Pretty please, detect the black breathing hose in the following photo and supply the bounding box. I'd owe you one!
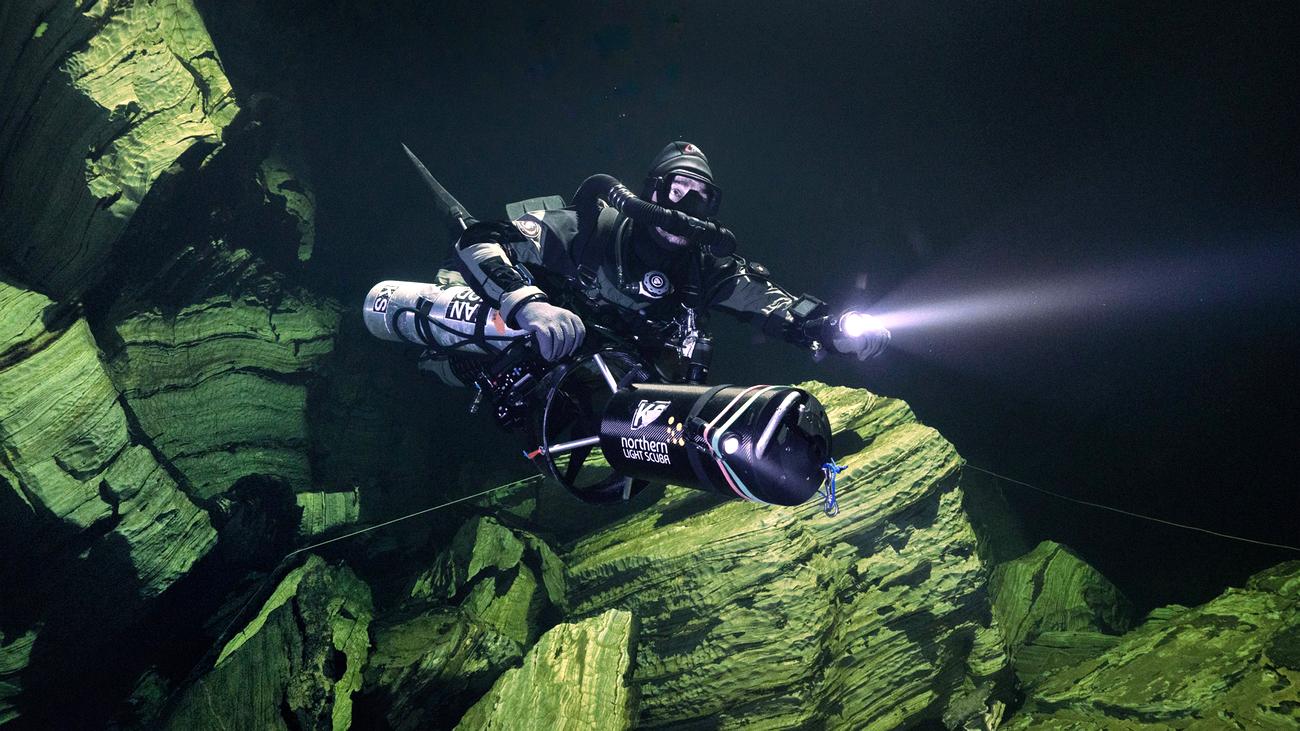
[572,174,737,256]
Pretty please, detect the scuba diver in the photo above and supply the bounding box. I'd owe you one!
[364,141,889,505]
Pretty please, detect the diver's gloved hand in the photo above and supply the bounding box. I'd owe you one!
[827,312,891,360]
[515,301,586,361]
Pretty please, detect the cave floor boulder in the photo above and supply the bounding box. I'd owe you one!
[1004,560,1300,729]
[160,554,373,730]
[550,381,1015,730]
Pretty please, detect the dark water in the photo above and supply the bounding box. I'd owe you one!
[197,0,1300,610]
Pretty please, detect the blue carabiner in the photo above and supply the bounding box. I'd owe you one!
[820,459,844,517]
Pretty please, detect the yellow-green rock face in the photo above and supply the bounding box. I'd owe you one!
[989,540,1136,681]
[105,285,340,499]
[558,382,1013,730]
[363,517,570,729]
[163,555,373,731]
[455,609,638,731]
[0,276,217,723]
[1004,560,1300,730]
[0,277,216,593]
[0,0,237,299]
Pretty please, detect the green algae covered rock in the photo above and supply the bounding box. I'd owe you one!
[363,607,523,731]
[0,630,36,725]
[990,540,1135,681]
[105,272,340,500]
[162,555,373,731]
[1005,560,1300,729]
[558,382,1013,730]
[455,609,638,731]
[0,276,217,723]
[362,517,569,729]
[0,0,238,300]
[991,541,1135,648]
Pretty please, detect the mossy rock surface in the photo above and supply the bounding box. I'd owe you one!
[162,555,373,730]
[454,609,638,731]
[1005,560,1300,729]
[555,381,1014,730]
[361,517,568,729]
[105,280,340,500]
[0,276,217,724]
[989,539,1136,682]
[0,0,237,300]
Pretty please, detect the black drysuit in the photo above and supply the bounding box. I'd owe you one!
[435,207,807,347]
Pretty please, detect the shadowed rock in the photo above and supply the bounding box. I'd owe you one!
[454,609,638,731]
[161,555,373,730]
[1005,560,1300,729]
[0,0,238,300]
[989,540,1135,681]
[361,517,568,730]
[0,276,217,724]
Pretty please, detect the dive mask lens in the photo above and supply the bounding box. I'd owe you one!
[659,173,721,218]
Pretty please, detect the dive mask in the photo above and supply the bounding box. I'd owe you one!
[649,171,722,219]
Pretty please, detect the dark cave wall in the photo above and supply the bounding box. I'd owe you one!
[0,0,238,301]
[2,2,1298,729]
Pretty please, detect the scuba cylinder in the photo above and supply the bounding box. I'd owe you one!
[363,280,529,356]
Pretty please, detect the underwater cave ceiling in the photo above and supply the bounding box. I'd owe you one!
[0,0,1298,728]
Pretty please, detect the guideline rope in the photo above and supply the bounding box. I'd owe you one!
[965,463,1300,553]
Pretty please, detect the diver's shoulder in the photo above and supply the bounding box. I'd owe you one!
[515,208,580,244]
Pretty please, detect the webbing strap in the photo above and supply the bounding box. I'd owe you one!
[577,206,622,288]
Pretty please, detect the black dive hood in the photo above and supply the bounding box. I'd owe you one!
[571,173,736,257]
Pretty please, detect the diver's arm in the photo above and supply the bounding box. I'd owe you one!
[702,255,806,342]
[453,219,585,360]
[453,220,549,327]
[704,255,888,358]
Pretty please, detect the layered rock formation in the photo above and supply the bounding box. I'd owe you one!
[0,0,238,300]
[3,2,1299,729]
[989,540,1136,680]
[0,1,353,724]
[455,609,638,731]
[161,555,373,730]
[361,516,567,729]
[0,277,218,722]
[1004,561,1300,729]
[554,382,1014,730]
[103,263,340,500]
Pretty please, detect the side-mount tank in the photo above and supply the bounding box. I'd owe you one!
[363,280,529,355]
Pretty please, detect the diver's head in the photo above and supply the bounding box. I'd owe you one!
[642,141,722,250]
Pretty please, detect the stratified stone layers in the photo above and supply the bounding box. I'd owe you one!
[0,0,238,300]
[363,517,568,730]
[1006,561,1300,730]
[0,277,216,722]
[455,609,638,731]
[562,382,1013,730]
[162,555,373,730]
[989,539,1136,681]
[105,277,339,499]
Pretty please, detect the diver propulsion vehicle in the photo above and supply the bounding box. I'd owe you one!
[362,146,835,505]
